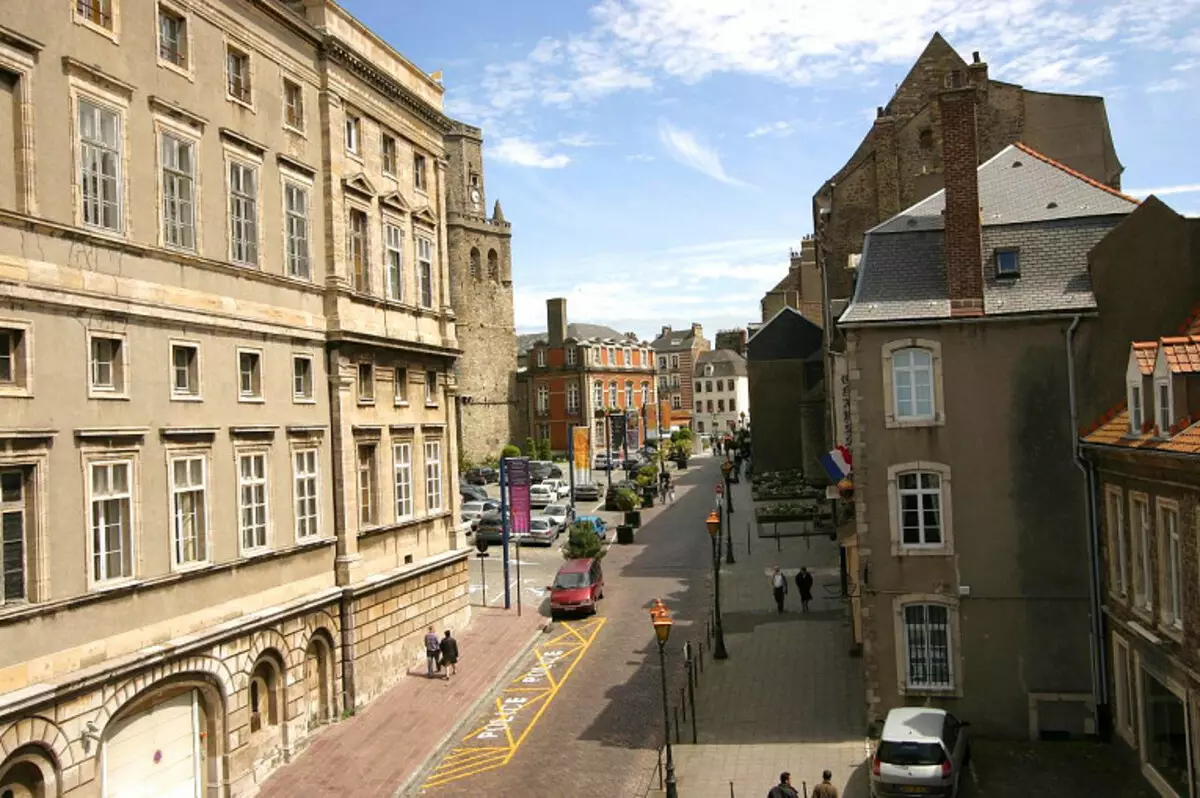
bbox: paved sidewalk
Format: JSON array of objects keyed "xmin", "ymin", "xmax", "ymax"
[
  {"xmin": 258, "ymin": 607, "xmax": 544, "ymax": 798},
  {"xmin": 649, "ymin": 469, "xmax": 869, "ymax": 797}
]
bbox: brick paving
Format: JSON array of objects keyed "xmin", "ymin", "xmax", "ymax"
[{"xmin": 256, "ymin": 607, "xmax": 544, "ymax": 798}]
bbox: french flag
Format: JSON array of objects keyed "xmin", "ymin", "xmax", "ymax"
[{"xmin": 818, "ymin": 445, "xmax": 853, "ymax": 482}]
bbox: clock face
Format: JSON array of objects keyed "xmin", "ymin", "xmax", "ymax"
[{"xmin": 470, "ymin": 188, "xmax": 480, "ymax": 206}]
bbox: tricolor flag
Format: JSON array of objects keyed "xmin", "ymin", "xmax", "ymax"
[{"xmin": 818, "ymin": 445, "xmax": 853, "ymax": 482}]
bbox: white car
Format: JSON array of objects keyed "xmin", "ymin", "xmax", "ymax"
[
  {"xmin": 541, "ymin": 504, "xmax": 571, "ymax": 530},
  {"xmin": 460, "ymin": 501, "xmax": 489, "ymax": 531},
  {"xmin": 529, "ymin": 483, "xmax": 555, "ymax": 508},
  {"xmin": 543, "ymin": 479, "xmax": 570, "ymax": 499}
]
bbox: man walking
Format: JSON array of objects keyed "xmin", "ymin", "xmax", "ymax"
[
  {"xmin": 796, "ymin": 567, "xmax": 814, "ymax": 612},
  {"xmin": 812, "ymin": 770, "xmax": 839, "ymax": 798},
  {"xmin": 767, "ymin": 771, "xmax": 800, "ymax": 798},
  {"xmin": 424, "ymin": 626, "xmax": 441, "ymax": 678},
  {"xmin": 771, "ymin": 566, "xmax": 787, "ymax": 613},
  {"xmin": 439, "ymin": 630, "xmax": 459, "ymax": 679}
]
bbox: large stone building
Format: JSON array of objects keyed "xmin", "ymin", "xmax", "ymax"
[
  {"xmin": 760, "ymin": 237, "xmax": 822, "ymax": 326},
  {"xmin": 444, "ymin": 122, "xmax": 517, "ymax": 464},
  {"xmin": 650, "ymin": 324, "xmax": 710, "ymax": 430},
  {"xmin": 0, "ymin": 2, "xmax": 468, "ymax": 795},
  {"xmin": 838, "ymin": 71, "xmax": 1169, "ymax": 740}
]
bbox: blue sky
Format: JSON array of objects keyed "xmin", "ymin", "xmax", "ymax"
[{"xmin": 342, "ymin": 0, "xmax": 1200, "ymax": 341}]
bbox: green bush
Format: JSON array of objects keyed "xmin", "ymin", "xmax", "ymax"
[
  {"xmin": 614, "ymin": 487, "xmax": 640, "ymax": 512},
  {"xmin": 481, "ymin": 453, "xmax": 501, "ymax": 468},
  {"xmin": 563, "ymin": 520, "xmax": 604, "ymax": 560},
  {"xmin": 537, "ymin": 438, "xmax": 552, "ymax": 460},
  {"xmin": 523, "ymin": 437, "xmax": 536, "ymax": 457},
  {"xmin": 637, "ymin": 465, "xmax": 658, "ymax": 482},
  {"xmin": 501, "ymin": 444, "xmax": 521, "ymax": 459}
]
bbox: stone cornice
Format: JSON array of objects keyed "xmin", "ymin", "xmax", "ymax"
[
  {"xmin": 326, "ymin": 37, "xmax": 453, "ymax": 134},
  {"xmin": 446, "ymin": 211, "xmax": 512, "ymax": 235}
]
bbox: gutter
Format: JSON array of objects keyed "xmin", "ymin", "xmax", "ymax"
[{"xmin": 1067, "ymin": 314, "xmax": 1110, "ymax": 740}]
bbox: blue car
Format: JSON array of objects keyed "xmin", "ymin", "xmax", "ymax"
[{"xmin": 574, "ymin": 515, "xmax": 608, "ymax": 540}]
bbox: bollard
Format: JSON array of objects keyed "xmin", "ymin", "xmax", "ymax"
[
  {"xmin": 688, "ymin": 658, "xmax": 698, "ymax": 744},
  {"xmin": 802, "ymin": 781, "xmax": 808, "ymax": 798},
  {"xmin": 730, "ymin": 781, "xmax": 735, "ymax": 798},
  {"xmin": 698, "ymin": 643, "xmax": 705, "ymax": 674}
]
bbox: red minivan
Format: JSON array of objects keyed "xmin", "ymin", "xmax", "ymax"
[{"xmin": 549, "ymin": 558, "xmax": 604, "ymax": 618}]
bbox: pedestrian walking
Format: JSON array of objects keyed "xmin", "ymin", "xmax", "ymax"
[
  {"xmin": 811, "ymin": 770, "xmax": 838, "ymax": 798},
  {"xmin": 439, "ymin": 630, "xmax": 459, "ymax": 678},
  {"xmin": 668, "ymin": 482, "xmax": 676, "ymax": 504},
  {"xmin": 767, "ymin": 771, "xmax": 800, "ymax": 798},
  {"xmin": 771, "ymin": 566, "xmax": 787, "ymax": 613},
  {"xmin": 796, "ymin": 566, "xmax": 814, "ymax": 612},
  {"xmin": 424, "ymin": 626, "xmax": 441, "ymax": 678}
]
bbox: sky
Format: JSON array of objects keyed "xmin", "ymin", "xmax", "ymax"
[{"xmin": 341, "ymin": 0, "xmax": 1200, "ymax": 342}]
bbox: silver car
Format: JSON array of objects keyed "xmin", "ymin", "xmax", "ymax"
[{"xmin": 871, "ymin": 707, "xmax": 970, "ymax": 797}]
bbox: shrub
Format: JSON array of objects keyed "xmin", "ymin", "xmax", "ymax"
[
  {"xmin": 537, "ymin": 438, "xmax": 552, "ymax": 460},
  {"xmin": 523, "ymin": 437, "xmax": 536, "ymax": 457},
  {"xmin": 501, "ymin": 444, "xmax": 521, "ymax": 459},
  {"xmin": 563, "ymin": 520, "xmax": 604, "ymax": 560},
  {"xmin": 481, "ymin": 453, "xmax": 501, "ymax": 468},
  {"xmin": 614, "ymin": 487, "xmax": 640, "ymax": 512}
]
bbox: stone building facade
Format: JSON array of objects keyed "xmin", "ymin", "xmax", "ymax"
[
  {"xmin": 760, "ymin": 237, "xmax": 822, "ymax": 327},
  {"xmin": 444, "ymin": 122, "xmax": 517, "ymax": 464},
  {"xmin": 0, "ymin": 2, "xmax": 468, "ymax": 796},
  {"xmin": 650, "ymin": 324, "xmax": 710, "ymax": 431},
  {"xmin": 692, "ymin": 349, "xmax": 749, "ymax": 437}
]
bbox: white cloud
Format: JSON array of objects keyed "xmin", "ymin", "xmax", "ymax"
[
  {"xmin": 559, "ymin": 132, "xmax": 606, "ymax": 147},
  {"xmin": 626, "ymin": 153, "xmax": 656, "ymax": 162},
  {"xmin": 1172, "ymin": 58, "xmax": 1200, "ymax": 71},
  {"xmin": 489, "ymin": 137, "xmax": 571, "ymax": 169},
  {"xmin": 1126, "ymin": 183, "xmax": 1200, "ymax": 198},
  {"xmin": 657, "ymin": 122, "xmax": 746, "ymax": 186},
  {"xmin": 1147, "ymin": 77, "xmax": 1189, "ymax": 92},
  {"xmin": 747, "ymin": 120, "xmax": 795, "ymax": 138}
]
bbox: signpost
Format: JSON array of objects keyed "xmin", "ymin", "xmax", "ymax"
[
  {"xmin": 475, "ymin": 537, "xmax": 489, "ymax": 606},
  {"xmin": 506, "ymin": 457, "xmax": 531, "ymax": 617}
]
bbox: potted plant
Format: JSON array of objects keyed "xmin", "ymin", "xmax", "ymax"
[{"xmin": 563, "ymin": 520, "xmax": 605, "ymax": 560}]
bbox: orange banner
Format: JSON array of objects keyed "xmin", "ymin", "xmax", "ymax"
[{"xmin": 572, "ymin": 426, "xmax": 590, "ymax": 469}]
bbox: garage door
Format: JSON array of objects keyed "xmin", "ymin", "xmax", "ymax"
[{"xmin": 103, "ymin": 690, "xmax": 199, "ymax": 798}]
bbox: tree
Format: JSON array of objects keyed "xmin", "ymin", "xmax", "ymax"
[
  {"xmin": 501, "ymin": 444, "xmax": 521, "ymax": 459},
  {"xmin": 524, "ymin": 437, "xmax": 536, "ymax": 457},
  {"xmin": 563, "ymin": 520, "xmax": 604, "ymax": 560},
  {"xmin": 537, "ymin": 438, "xmax": 552, "ymax": 460}
]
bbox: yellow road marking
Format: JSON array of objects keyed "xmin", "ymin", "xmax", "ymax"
[{"xmin": 421, "ymin": 618, "xmax": 607, "ymax": 790}]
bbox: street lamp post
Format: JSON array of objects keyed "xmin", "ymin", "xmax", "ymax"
[
  {"xmin": 719, "ymin": 461, "xmax": 736, "ymax": 564},
  {"xmin": 650, "ymin": 599, "xmax": 679, "ymax": 798},
  {"xmin": 705, "ymin": 511, "xmax": 729, "ymax": 660}
]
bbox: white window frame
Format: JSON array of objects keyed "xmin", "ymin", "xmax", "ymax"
[
  {"xmin": 425, "ymin": 369, "xmax": 438, "ymax": 406},
  {"xmin": 225, "ymin": 41, "xmax": 253, "ymax": 108},
  {"xmin": 169, "ymin": 453, "xmax": 209, "ymax": 568},
  {"xmin": 293, "ymin": 448, "xmax": 320, "ymax": 540},
  {"xmin": 0, "ymin": 320, "xmax": 33, "ymax": 398},
  {"xmin": 424, "ymin": 439, "xmax": 443, "ymax": 513},
  {"xmin": 292, "ymin": 354, "xmax": 314, "ymax": 403},
  {"xmin": 158, "ymin": 127, "xmax": 198, "ymax": 251},
  {"xmin": 625, "ymin": 382, "xmax": 633, "ymax": 408},
  {"xmin": 1155, "ymin": 378, "xmax": 1172, "ymax": 435},
  {"xmin": 536, "ymin": 349, "xmax": 546, "ymax": 368},
  {"xmin": 1130, "ymin": 492, "xmax": 1153, "ymax": 616},
  {"xmin": 895, "ymin": 596, "xmax": 959, "ymax": 694},
  {"xmin": 344, "ymin": 112, "xmax": 361, "ymax": 156},
  {"xmin": 384, "ymin": 221, "xmax": 404, "ymax": 301},
  {"xmin": 237, "ymin": 347, "xmax": 263, "ymax": 402},
  {"xmin": 86, "ymin": 330, "xmax": 128, "ymax": 400},
  {"xmin": 883, "ymin": 339, "xmax": 943, "ymax": 427},
  {"xmin": 1128, "ymin": 382, "xmax": 1143, "ymax": 434},
  {"xmin": 887, "ymin": 462, "xmax": 953, "ymax": 555},
  {"xmin": 1158, "ymin": 499, "xmax": 1182, "ymax": 634},
  {"xmin": 169, "ymin": 340, "xmax": 201, "ymax": 401},
  {"xmin": 228, "ymin": 158, "xmax": 259, "ymax": 266},
  {"xmin": 282, "ymin": 75, "xmax": 304, "ymax": 133},
  {"xmin": 567, "ymin": 383, "xmax": 580, "ymax": 414},
  {"xmin": 88, "ymin": 458, "xmax": 136, "ymax": 587},
  {"xmin": 237, "ymin": 450, "xmax": 270, "ymax": 554},
  {"xmin": 566, "ymin": 347, "xmax": 577, "ymax": 366},
  {"xmin": 1105, "ymin": 484, "xmax": 1128, "ymax": 600},
  {"xmin": 536, "ymin": 384, "xmax": 549, "ymax": 415},
  {"xmin": 348, "ymin": 205, "xmax": 370, "ymax": 293},
  {"xmin": 357, "ymin": 442, "xmax": 377, "ymax": 528},
  {"xmin": 75, "ymin": 0, "xmax": 118, "ymax": 39},
  {"xmin": 283, "ymin": 179, "xmax": 311, "ymax": 280},
  {"xmin": 393, "ymin": 441, "xmax": 413, "ymax": 520},
  {"xmin": 156, "ymin": 2, "xmax": 191, "ymax": 77},
  {"xmin": 593, "ymin": 381, "xmax": 603, "ymax": 409},
  {"xmin": 76, "ymin": 96, "xmax": 125, "ymax": 234},
  {"xmin": 394, "ymin": 366, "xmax": 409, "ymax": 406},
  {"xmin": 417, "ymin": 237, "xmax": 434, "ymax": 309}
]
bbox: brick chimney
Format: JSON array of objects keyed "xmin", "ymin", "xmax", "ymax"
[
  {"xmin": 938, "ymin": 75, "xmax": 984, "ymax": 317},
  {"xmin": 546, "ymin": 298, "xmax": 568, "ymax": 346}
]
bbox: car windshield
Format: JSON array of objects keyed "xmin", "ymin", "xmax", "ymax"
[
  {"xmin": 462, "ymin": 502, "xmax": 484, "ymax": 513},
  {"xmin": 553, "ymin": 572, "xmax": 590, "ymax": 589},
  {"xmin": 530, "ymin": 519, "xmax": 551, "ymax": 530},
  {"xmin": 545, "ymin": 505, "xmax": 565, "ymax": 514},
  {"xmin": 877, "ymin": 740, "xmax": 947, "ymax": 766}
]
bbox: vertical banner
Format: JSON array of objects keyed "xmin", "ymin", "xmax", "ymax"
[
  {"xmin": 572, "ymin": 426, "xmax": 590, "ymax": 487},
  {"xmin": 507, "ymin": 457, "xmax": 531, "ymax": 537},
  {"xmin": 659, "ymin": 399, "xmax": 672, "ymax": 435},
  {"xmin": 610, "ymin": 414, "xmax": 627, "ymax": 451}
]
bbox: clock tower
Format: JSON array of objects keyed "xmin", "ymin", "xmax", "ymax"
[{"xmin": 444, "ymin": 121, "xmax": 518, "ymax": 462}]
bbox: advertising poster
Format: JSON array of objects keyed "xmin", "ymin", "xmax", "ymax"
[
  {"xmin": 572, "ymin": 426, "xmax": 590, "ymax": 485},
  {"xmin": 507, "ymin": 457, "xmax": 531, "ymax": 537}
]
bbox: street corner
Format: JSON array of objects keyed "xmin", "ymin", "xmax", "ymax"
[{"xmin": 420, "ymin": 617, "xmax": 606, "ymax": 792}]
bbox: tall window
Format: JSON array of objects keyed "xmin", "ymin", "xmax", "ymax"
[
  {"xmin": 385, "ymin": 223, "xmax": 403, "ymax": 300},
  {"xmin": 706, "ymin": 381, "xmax": 713, "ymax": 393},
  {"xmin": 394, "ymin": 367, "xmax": 408, "ymax": 404},
  {"xmin": 609, "ymin": 381, "xmax": 617, "ymax": 407},
  {"xmin": 1161, "ymin": 504, "xmax": 1182, "ymax": 630},
  {"xmin": 357, "ymin": 362, "xmax": 374, "ymax": 403},
  {"xmin": 897, "ymin": 471, "xmax": 942, "ymax": 547},
  {"xmin": 593, "ymin": 381, "xmax": 603, "ymax": 409},
  {"xmin": 226, "ymin": 45, "xmax": 251, "ymax": 103},
  {"xmin": 536, "ymin": 349, "xmax": 546, "ymax": 368},
  {"xmin": 77, "ymin": 0, "xmax": 114, "ymax": 29},
  {"xmin": 293, "ymin": 450, "xmax": 319, "ymax": 539},
  {"xmin": 1156, "ymin": 381, "xmax": 1172, "ymax": 433},
  {"xmin": 418, "ymin": 238, "xmax": 434, "ymax": 308},
  {"xmin": 730, "ymin": 397, "xmax": 737, "ymax": 412},
  {"xmin": 357, "ymin": 443, "xmax": 377, "ymax": 527},
  {"xmin": 238, "ymin": 350, "xmax": 262, "ymax": 400},
  {"xmin": 658, "ymin": 356, "xmax": 667, "ymax": 370},
  {"xmin": 567, "ymin": 383, "xmax": 580, "ymax": 414},
  {"xmin": 1129, "ymin": 384, "xmax": 1143, "ymax": 433},
  {"xmin": 1106, "ymin": 489, "xmax": 1127, "ymax": 598},
  {"xmin": 381, "ymin": 135, "xmax": 397, "ymax": 175},
  {"xmin": 393, "ymin": 442, "xmax": 413, "ymax": 519},
  {"xmin": 284, "ymin": 182, "xmax": 310, "ymax": 279},
  {"xmin": 238, "ymin": 452, "xmax": 268, "ymax": 551},
  {"xmin": 160, "ymin": 133, "xmax": 195, "ymax": 249},
  {"xmin": 349, "ymin": 208, "xmax": 369, "ymax": 292},
  {"xmin": 670, "ymin": 354, "xmax": 679, "ymax": 369},
  {"xmin": 706, "ymin": 400, "xmax": 713, "ymax": 413},
  {"xmin": 640, "ymin": 383, "xmax": 649, "ymax": 406},
  {"xmin": 90, "ymin": 461, "xmax": 133, "ymax": 583},
  {"xmin": 1131, "ymin": 495, "xmax": 1152, "ymax": 612},
  {"xmin": 892, "ymin": 348, "xmax": 934, "ymax": 420},
  {"xmin": 413, "ymin": 153, "xmax": 427, "ymax": 192},
  {"xmin": 171, "ymin": 455, "xmax": 207, "ymax": 565},
  {"xmin": 283, "ymin": 78, "xmax": 303, "ymax": 130},
  {"xmin": 625, "ymin": 382, "xmax": 633, "ymax": 407},
  {"xmin": 717, "ymin": 399, "xmax": 725, "ymax": 412},
  {"xmin": 89, "ymin": 335, "xmax": 124, "ymax": 394},
  {"xmin": 902, "ymin": 603, "xmax": 953, "ymax": 689},
  {"xmin": 566, "ymin": 347, "xmax": 577, "ymax": 366},
  {"xmin": 344, "ymin": 114, "xmax": 360, "ymax": 155},
  {"xmin": 171, "ymin": 343, "xmax": 199, "ymax": 398},
  {"xmin": 424, "ymin": 440, "xmax": 443, "ymax": 512},
  {"xmin": 695, "ymin": 401, "xmax": 702, "ymax": 413},
  {"xmin": 536, "ymin": 384, "xmax": 549, "ymax": 415},
  {"xmin": 78, "ymin": 99, "xmax": 123, "ymax": 232},
  {"xmin": 158, "ymin": 5, "xmax": 187, "ymax": 67},
  {"xmin": 672, "ymin": 395, "xmax": 681, "ymax": 410},
  {"xmin": 292, "ymin": 355, "xmax": 313, "ymax": 401},
  {"xmin": 1, "ymin": 469, "xmax": 27, "ymax": 603},
  {"xmin": 229, "ymin": 161, "xmax": 258, "ymax": 265},
  {"xmin": 425, "ymin": 369, "xmax": 438, "ymax": 405}
]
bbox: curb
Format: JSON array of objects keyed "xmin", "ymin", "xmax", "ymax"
[{"xmin": 394, "ymin": 618, "xmax": 552, "ymax": 797}]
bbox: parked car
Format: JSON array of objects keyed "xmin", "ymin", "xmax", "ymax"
[
  {"xmin": 530, "ymin": 483, "xmax": 555, "ymax": 508},
  {"xmin": 523, "ymin": 517, "xmax": 557, "ymax": 546},
  {"xmin": 574, "ymin": 482, "xmax": 601, "ymax": 501},
  {"xmin": 475, "ymin": 510, "xmax": 509, "ymax": 545},
  {"xmin": 548, "ymin": 558, "xmax": 604, "ymax": 618},
  {"xmin": 463, "ymin": 468, "xmax": 488, "ymax": 486},
  {"xmin": 530, "ymin": 461, "xmax": 553, "ymax": 484},
  {"xmin": 871, "ymin": 707, "xmax": 970, "ymax": 798},
  {"xmin": 461, "ymin": 500, "xmax": 490, "ymax": 530},
  {"xmin": 573, "ymin": 514, "xmax": 608, "ymax": 540},
  {"xmin": 543, "ymin": 478, "xmax": 570, "ymax": 499},
  {"xmin": 593, "ymin": 453, "xmax": 612, "ymax": 471},
  {"xmin": 460, "ymin": 483, "xmax": 488, "ymax": 503},
  {"xmin": 479, "ymin": 466, "xmax": 499, "ymax": 484},
  {"xmin": 541, "ymin": 503, "xmax": 572, "ymax": 530}
]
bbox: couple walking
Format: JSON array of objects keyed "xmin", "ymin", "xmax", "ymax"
[
  {"xmin": 770, "ymin": 566, "xmax": 813, "ymax": 613},
  {"xmin": 769, "ymin": 770, "xmax": 838, "ymax": 798},
  {"xmin": 424, "ymin": 627, "xmax": 459, "ymax": 679}
]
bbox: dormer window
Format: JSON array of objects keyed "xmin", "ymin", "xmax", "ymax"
[
  {"xmin": 995, "ymin": 248, "xmax": 1019, "ymax": 278},
  {"xmin": 566, "ymin": 347, "xmax": 577, "ymax": 366},
  {"xmin": 536, "ymin": 348, "xmax": 546, "ymax": 368},
  {"xmin": 1128, "ymin": 383, "xmax": 1143, "ymax": 434},
  {"xmin": 1156, "ymin": 379, "xmax": 1172, "ymax": 435}
]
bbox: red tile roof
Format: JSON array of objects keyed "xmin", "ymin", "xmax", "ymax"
[
  {"xmin": 1160, "ymin": 336, "xmax": 1200, "ymax": 374},
  {"xmin": 1132, "ymin": 342, "xmax": 1158, "ymax": 375},
  {"xmin": 1012, "ymin": 143, "xmax": 1141, "ymax": 205}
]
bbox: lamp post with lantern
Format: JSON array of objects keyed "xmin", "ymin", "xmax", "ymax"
[
  {"xmin": 719, "ymin": 460, "xmax": 736, "ymax": 564},
  {"xmin": 650, "ymin": 599, "xmax": 679, "ymax": 798},
  {"xmin": 705, "ymin": 511, "xmax": 729, "ymax": 660}
]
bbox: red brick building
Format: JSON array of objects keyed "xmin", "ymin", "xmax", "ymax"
[
  {"xmin": 518, "ymin": 298, "xmax": 660, "ymax": 456},
  {"xmin": 650, "ymin": 323, "xmax": 710, "ymax": 430}
]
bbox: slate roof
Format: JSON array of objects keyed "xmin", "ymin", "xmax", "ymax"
[
  {"xmin": 747, "ymin": 307, "xmax": 824, "ymax": 362},
  {"xmin": 841, "ymin": 143, "xmax": 1138, "ymax": 325},
  {"xmin": 694, "ymin": 349, "xmax": 748, "ymax": 378},
  {"xmin": 517, "ymin": 323, "xmax": 630, "ymax": 355},
  {"xmin": 651, "ymin": 326, "xmax": 700, "ymax": 352}
]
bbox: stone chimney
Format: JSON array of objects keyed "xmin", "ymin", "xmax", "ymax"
[
  {"xmin": 938, "ymin": 76, "xmax": 984, "ymax": 317},
  {"xmin": 546, "ymin": 298, "xmax": 568, "ymax": 346},
  {"xmin": 690, "ymin": 323, "xmax": 702, "ymax": 337},
  {"xmin": 661, "ymin": 325, "xmax": 671, "ymax": 337}
]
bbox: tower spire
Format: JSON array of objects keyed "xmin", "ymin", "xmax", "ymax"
[{"xmin": 492, "ymin": 200, "xmax": 505, "ymax": 223}]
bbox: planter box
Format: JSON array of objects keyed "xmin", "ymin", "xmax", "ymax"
[
  {"xmin": 641, "ymin": 490, "xmax": 655, "ymax": 508},
  {"xmin": 755, "ymin": 511, "xmax": 818, "ymax": 524},
  {"xmin": 625, "ymin": 510, "xmax": 642, "ymax": 528},
  {"xmin": 616, "ymin": 524, "xmax": 635, "ymax": 544}
]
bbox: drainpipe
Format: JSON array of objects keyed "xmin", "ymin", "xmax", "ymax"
[{"xmin": 1066, "ymin": 314, "xmax": 1110, "ymax": 740}]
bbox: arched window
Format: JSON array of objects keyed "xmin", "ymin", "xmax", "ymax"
[
  {"xmin": 487, "ymin": 249, "xmax": 499, "ymax": 282},
  {"xmin": 469, "ymin": 247, "xmax": 481, "ymax": 279},
  {"xmin": 640, "ymin": 383, "xmax": 649, "ymax": 405}
]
